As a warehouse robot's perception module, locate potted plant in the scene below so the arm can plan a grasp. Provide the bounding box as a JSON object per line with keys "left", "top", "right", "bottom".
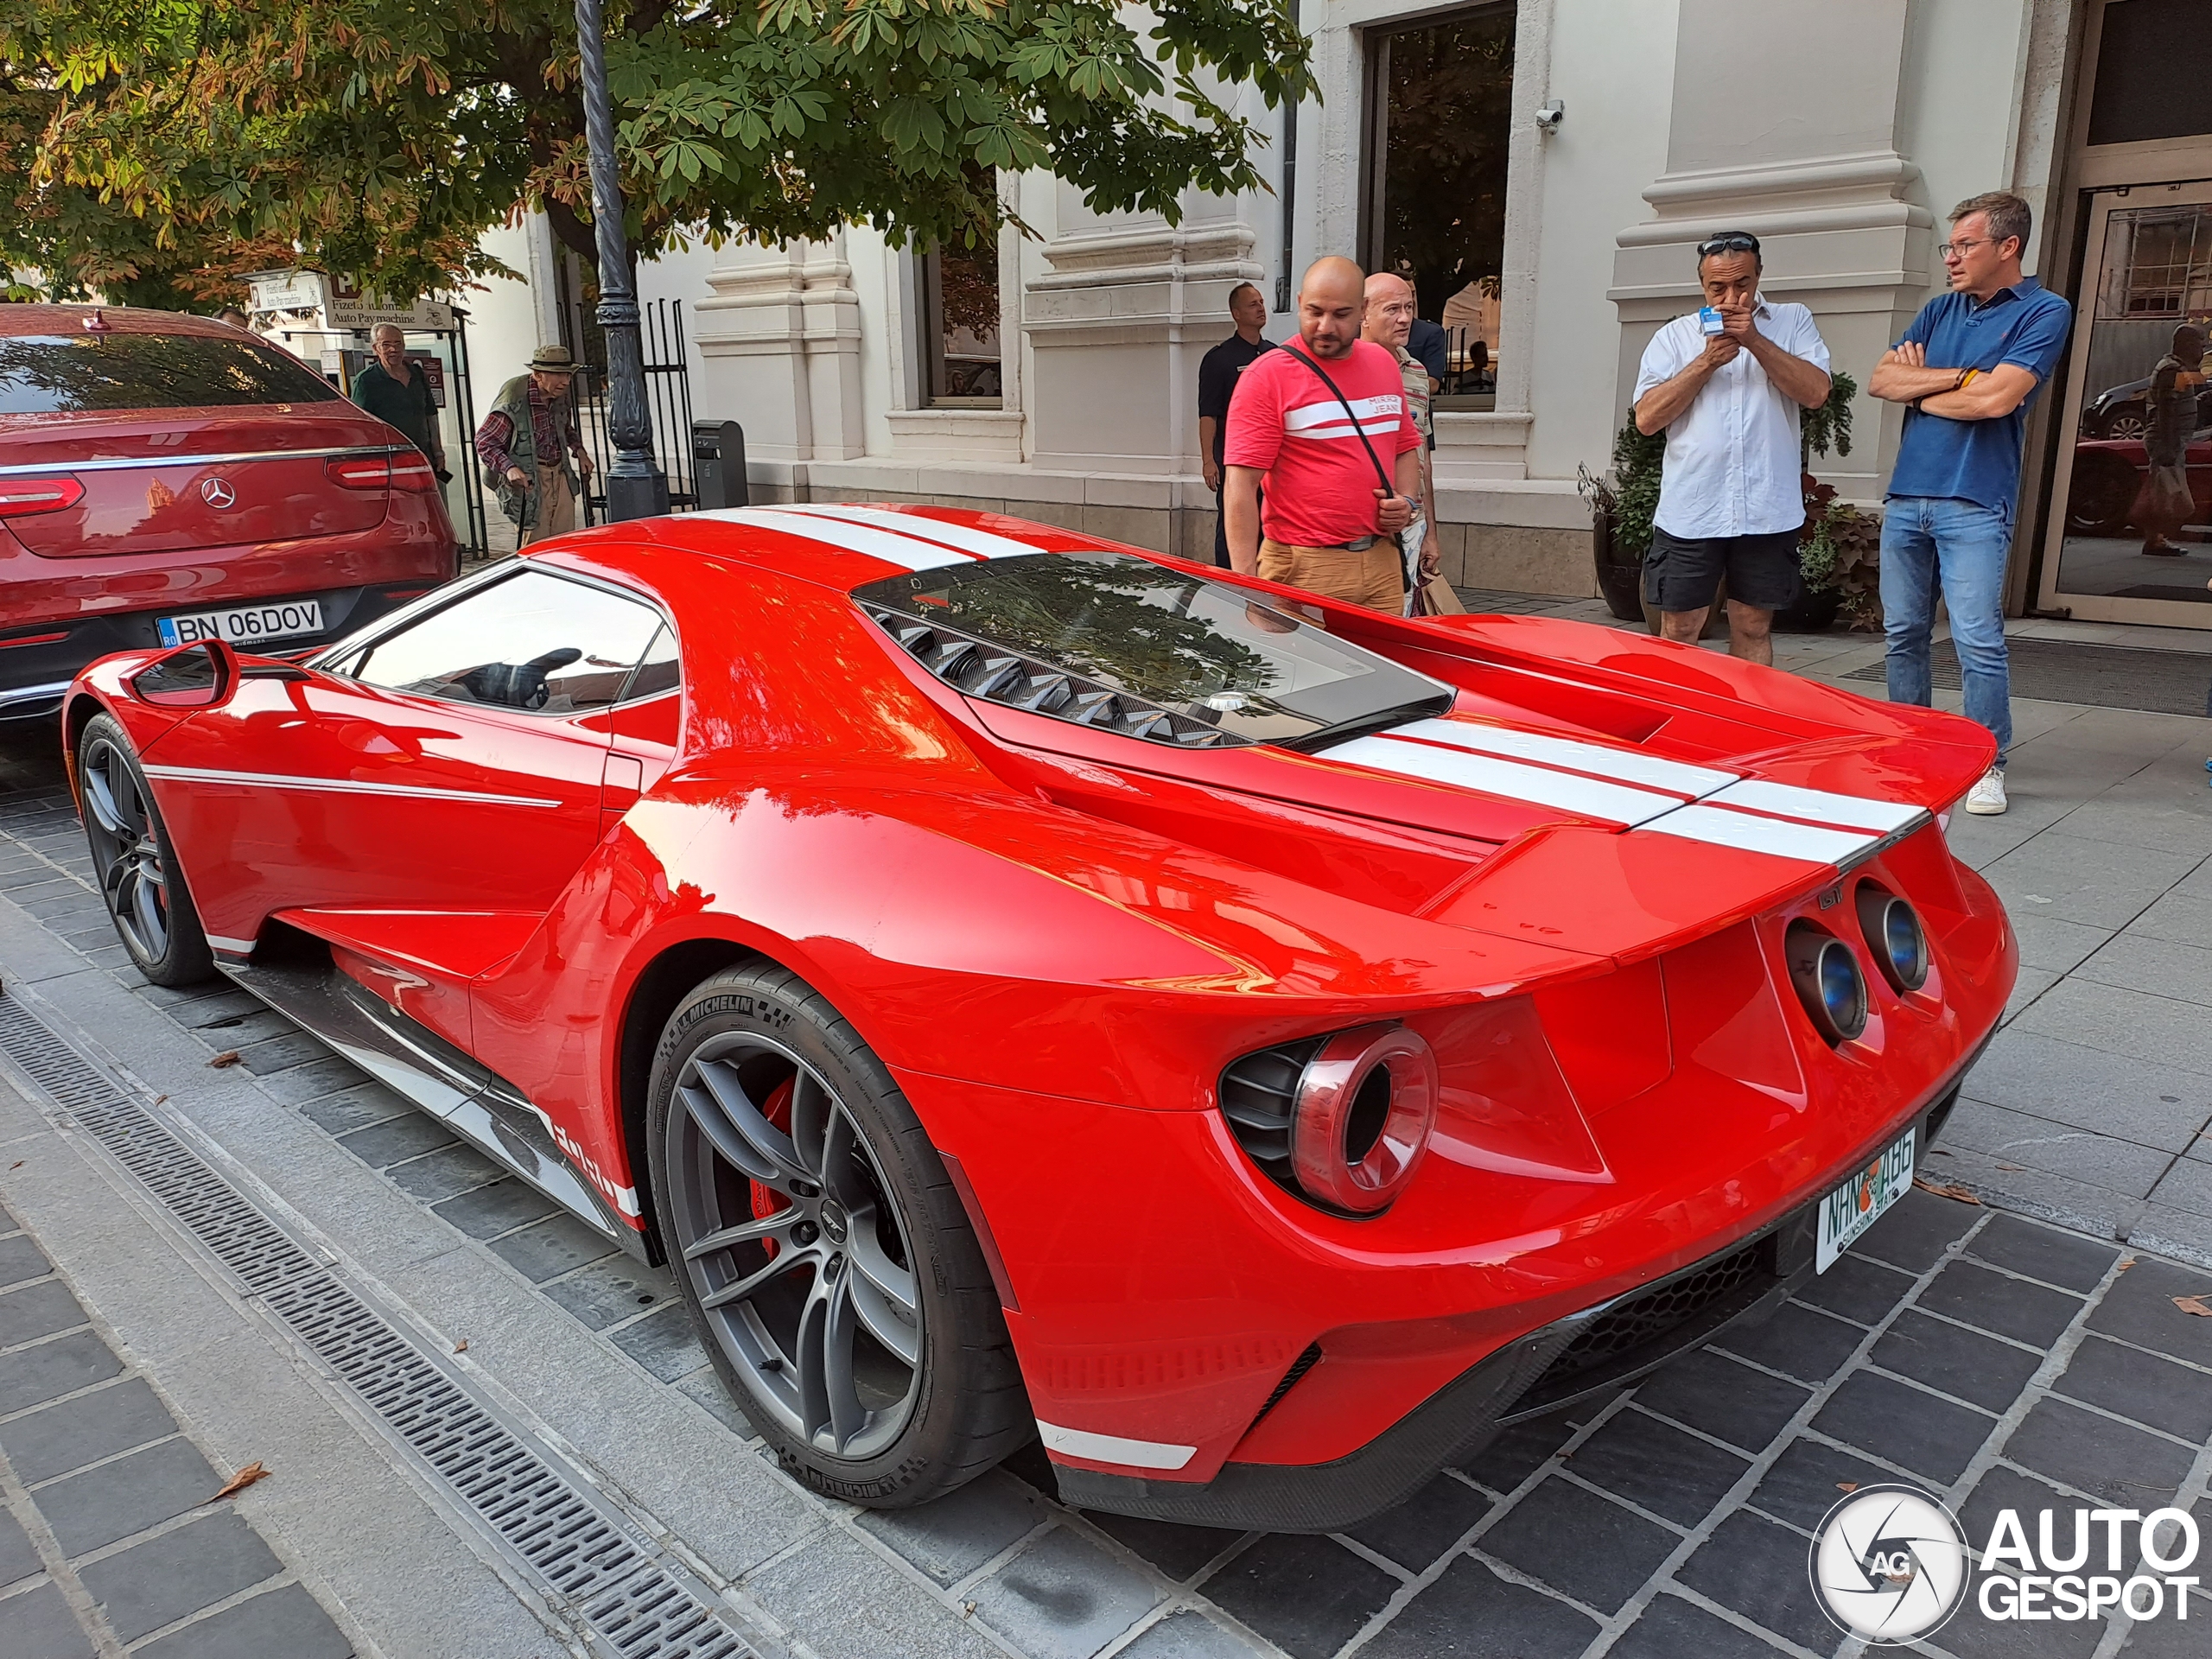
{"left": 1778, "top": 372, "right": 1881, "bottom": 632}
{"left": 1577, "top": 416, "right": 1664, "bottom": 622}
{"left": 1792, "top": 482, "right": 1885, "bottom": 630}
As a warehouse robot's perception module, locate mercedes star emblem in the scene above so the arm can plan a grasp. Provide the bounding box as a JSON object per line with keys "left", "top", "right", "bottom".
{"left": 200, "top": 477, "right": 236, "bottom": 510}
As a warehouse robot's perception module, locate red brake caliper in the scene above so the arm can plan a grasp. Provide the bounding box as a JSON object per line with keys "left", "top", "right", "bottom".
{"left": 751, "top": 1076, "right": 796, "bottom": 1257}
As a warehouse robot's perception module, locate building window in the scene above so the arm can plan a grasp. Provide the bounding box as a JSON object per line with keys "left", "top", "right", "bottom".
{"left": 921, "top": 242, "right": 1003, "bottom": 406}
{"left": 1360, "top": 3, "right": 1515, "bottom": 410}
{"left": 2101, "top": 204, "right": 2212, "bottom": 320}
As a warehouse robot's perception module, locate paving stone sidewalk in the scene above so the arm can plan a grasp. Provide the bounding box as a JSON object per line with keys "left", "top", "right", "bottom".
{"left": 1, "top": 623, "right": 2210, "bottom": 1659}
{"left": 0, "top": 1198, "right": 354, "bottom": 1658}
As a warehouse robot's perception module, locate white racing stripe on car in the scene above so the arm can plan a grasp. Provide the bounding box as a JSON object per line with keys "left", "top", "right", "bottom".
{"left": 1325, "top": 725, "right": 1921, "bottom": 868}
{"left": 1378, "top": 717, "right": 1739, "bottom": 798}
{"left": 1325, "top": 734, "right": 1687, "bottom": 825}
{"left": 141, "top": 766, "right": 561, "bottom": 810}
{"left": 1702, "top": 778, "right": 1926, "bottom": 835}
{"left": 765, "top": 503, "right": 1052, "bottom": 563}
{"left": 690, "top": 508, "right": 978, "bottom": 572}
{"left": 1638, "top": 804, "right": 1878, "bottom": 865}
{"left": 1034, "top": 1420, "right": 1198, "bottom": 1471}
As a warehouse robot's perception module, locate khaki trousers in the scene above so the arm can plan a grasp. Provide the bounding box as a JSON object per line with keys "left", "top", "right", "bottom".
{"left": 519, "top": 464, "right": 577, "bottom": 545}
{"left": 1258, "top": 537, "right": 1402, "bottom": 613}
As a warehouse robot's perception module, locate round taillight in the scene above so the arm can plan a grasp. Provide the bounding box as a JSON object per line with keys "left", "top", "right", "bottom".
{"left": 1855, "top": 886, "right": 1929, "bottom": 993}
{"left": 1785, "top": 921, "right": 1867, "bottom": 1045}
{"left": 1288, "top": 1024, "right": 1438, "bottom": 1215}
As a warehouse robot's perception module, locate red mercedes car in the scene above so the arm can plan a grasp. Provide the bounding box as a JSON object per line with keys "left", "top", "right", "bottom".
{"left": 0, "top": 304, "right": 455, "bottom": 723}
{"left": 60, "top": 506, "right": 2014, "bottom": 1530}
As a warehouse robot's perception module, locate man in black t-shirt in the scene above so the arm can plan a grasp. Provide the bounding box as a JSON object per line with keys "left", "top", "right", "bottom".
{"left": 1198, "top": 283, "right": 1270, "bottom": 567}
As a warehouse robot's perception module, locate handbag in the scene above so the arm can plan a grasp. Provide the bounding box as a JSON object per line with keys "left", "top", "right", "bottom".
{"left": 2131, "top": 461, "right": 2194, "bottom": 533}
{"left": 1417, "top": 574, "right": 1466, "bottom": 616}
{"left": 1276, "top": 345, "right": 1418, "bottom": 590}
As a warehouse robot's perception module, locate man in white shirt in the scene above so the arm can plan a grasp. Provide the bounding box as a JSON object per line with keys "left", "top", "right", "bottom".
{"left": 1631, "top": 231, "right": 1833, "bottom": 665}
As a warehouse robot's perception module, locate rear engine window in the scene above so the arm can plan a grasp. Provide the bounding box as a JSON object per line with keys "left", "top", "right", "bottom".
{"left": 0, "top": 332, "right": 342, "bottom": 415}
{"left": 855, "top": 551, "right": 1454, "bottom": 747}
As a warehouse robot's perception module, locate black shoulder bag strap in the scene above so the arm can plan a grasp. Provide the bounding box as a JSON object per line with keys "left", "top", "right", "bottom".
{"left": 1276, "top": 343, "right": 1400, "bottom": 499}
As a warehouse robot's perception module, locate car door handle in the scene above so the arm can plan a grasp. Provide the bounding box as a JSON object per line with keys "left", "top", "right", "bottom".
{"left": 603, "top": 752, "right": 645, "bottom": 810}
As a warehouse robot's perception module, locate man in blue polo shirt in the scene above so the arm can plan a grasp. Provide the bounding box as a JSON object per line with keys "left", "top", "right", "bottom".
{"left": 1871, "top": 192, "right": 2073, "bottom": 817}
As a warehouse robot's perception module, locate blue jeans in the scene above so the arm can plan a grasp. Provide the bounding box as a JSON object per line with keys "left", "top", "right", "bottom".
{"left": 1880, "top": 496, "right": 2013, "bottom": 766}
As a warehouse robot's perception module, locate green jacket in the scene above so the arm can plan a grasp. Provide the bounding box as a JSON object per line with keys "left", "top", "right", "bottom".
{"left": 351, "top": 359, "right": 442, "bottom": 465}
{"left": 480, "top": 374, "right": 582, "bottom": 530}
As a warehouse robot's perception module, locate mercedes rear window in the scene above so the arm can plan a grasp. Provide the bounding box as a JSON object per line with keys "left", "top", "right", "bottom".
{"left": 0, "top": 332, "right": 342, "bottom": 415}
{"left": 855, "top": 552, "right": 1454, "bottom": 747}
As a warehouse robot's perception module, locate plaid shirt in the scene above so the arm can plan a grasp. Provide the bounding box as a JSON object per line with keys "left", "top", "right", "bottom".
{"left": 474, "top": 381, "right": 582, "bottom": 476}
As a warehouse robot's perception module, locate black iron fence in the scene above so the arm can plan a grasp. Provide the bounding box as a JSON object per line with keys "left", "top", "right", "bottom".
{"left": 562, "top": 296, "right": 698, "bottom": 525}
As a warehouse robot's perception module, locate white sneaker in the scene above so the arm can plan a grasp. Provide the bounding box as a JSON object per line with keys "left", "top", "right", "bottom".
{"left": 1963, "top": 768, "right": 2008, "bottom": 816}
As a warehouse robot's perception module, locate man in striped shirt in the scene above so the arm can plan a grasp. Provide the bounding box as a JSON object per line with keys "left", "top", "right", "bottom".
{"left": 1223, "top": 257, "right": 1425, "bottom": 612}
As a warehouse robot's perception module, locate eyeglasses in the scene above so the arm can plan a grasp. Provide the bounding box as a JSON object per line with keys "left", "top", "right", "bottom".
{"left": 1938, "top": 237, "right": 1996, "bottom": 260}
{"left": 1696, "top": 232, "right": 1761, "bottom": 257}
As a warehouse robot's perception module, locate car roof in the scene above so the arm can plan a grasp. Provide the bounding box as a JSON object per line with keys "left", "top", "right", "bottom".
{"left": 0, "top": 303, "right": 247, "bottom": 340}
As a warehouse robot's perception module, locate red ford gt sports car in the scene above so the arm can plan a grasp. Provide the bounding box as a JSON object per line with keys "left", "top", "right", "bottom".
{"left": 0, "top": 305, "right": 456, "bottom": 723}
{"left": 61, "top": 505, "right": 2013, "bottom": 1531}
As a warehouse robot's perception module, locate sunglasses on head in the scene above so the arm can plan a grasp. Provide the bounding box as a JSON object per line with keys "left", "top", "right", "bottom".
{"left": 1697, "top": 232, "right": 1761, "bottom": 257}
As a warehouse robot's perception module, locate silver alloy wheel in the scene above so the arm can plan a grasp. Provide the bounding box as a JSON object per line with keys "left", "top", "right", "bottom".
{"left": 2105, "top": 412, "right": 2147, "bottom": 442}
{"left": 668, "top": 1033, "right": 924, "bottom": 1459}
{"left": 80, "top": 738, "right": 170, "bottom": 962}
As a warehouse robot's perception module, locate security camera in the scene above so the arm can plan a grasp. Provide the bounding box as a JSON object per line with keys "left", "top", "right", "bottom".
{"left": 1535, "top": 100, "right": 1565, "bottom": 134}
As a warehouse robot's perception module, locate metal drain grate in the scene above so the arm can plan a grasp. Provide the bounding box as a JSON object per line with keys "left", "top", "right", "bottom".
{"left": 0, "top": 992, "right": 757, "bottom": 1659}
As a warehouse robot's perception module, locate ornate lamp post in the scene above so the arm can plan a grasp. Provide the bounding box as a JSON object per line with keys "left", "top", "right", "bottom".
{"left": 574, "top": 0, "right": 669, "bottom": 520}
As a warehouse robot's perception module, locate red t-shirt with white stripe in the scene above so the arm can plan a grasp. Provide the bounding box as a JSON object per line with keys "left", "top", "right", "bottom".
{"left": 1223, "top": 340, "right": 1421, "bottom": 548}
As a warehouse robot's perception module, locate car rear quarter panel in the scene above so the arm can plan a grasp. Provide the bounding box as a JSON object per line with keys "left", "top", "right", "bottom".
{"left": 914, "top": 829, "right": 2012, "bottom": 1479}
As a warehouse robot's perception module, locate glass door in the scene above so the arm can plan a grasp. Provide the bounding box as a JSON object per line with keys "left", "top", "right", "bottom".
{"left": 2037, "top": 182, "right": 2212, "bottom": 624}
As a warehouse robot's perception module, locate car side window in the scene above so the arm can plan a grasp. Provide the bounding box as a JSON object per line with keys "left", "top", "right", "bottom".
{"left": 622, "top": 625, "right": 679, "bottom": 703}
{"left": 353, "top": 570, "right": 664, "bottom": 715}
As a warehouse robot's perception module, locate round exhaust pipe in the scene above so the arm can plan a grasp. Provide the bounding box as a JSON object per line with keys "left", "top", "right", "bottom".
{"left": 1289, "top": 1024, "right": 1439, "bottom": 1215}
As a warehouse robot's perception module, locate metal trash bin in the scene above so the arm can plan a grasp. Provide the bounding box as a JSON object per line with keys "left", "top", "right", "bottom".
{"left": 693, "top": 420, "right": 748, "bottom": 511}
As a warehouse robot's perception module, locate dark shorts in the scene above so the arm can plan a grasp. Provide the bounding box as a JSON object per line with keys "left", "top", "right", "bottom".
{"left": 1643, "top": 526, "right": 1803, "bottom": 613}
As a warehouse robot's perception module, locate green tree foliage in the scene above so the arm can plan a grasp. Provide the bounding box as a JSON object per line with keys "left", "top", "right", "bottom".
{"left": 1, "top": 0, "right": 1313, "bottom": 304}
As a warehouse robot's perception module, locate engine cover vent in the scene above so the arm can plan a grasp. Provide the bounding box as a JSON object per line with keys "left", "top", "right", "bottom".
{"left": 863, "top": 604, "right": 1238, "bottom": 749}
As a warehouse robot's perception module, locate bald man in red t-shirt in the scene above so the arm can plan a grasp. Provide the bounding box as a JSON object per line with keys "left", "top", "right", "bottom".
{"left": 1222, "top": 257, "right": 1425, "bottom": 612}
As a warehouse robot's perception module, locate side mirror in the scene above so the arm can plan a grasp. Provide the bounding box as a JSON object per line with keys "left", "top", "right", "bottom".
{"left": 127, "top": 639, "right": 240, "bottom": 709}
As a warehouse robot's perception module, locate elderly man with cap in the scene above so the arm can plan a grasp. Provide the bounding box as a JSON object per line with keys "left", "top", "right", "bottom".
{"left": 474, "top": 345, "right": 595, "bottom": 543}
{"left": 1221, "top": 257, "right": 1423, "bottom": 613}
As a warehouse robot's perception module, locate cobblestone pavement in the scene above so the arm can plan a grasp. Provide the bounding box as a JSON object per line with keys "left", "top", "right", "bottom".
{"left": 3, "top": 644, "right": 2211, "bottom": 1658}
{"left": 1, "top": 1198, "right": 354, "bottom": 1658}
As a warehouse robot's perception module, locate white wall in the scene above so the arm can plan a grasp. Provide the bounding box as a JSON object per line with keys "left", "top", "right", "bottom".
{"left": 1527, "top": 0, "right": 1681, "bottom": 482}
{"left": 1897, "top": 0, "right": 2043, "bottom": 297}
{"left": 466, "top": 220, "right": 547, "bottom": 402}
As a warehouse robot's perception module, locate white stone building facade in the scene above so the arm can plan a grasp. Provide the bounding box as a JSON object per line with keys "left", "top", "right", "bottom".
{"left": 465, "top": 0, "right": 2212, "bottom": 626}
